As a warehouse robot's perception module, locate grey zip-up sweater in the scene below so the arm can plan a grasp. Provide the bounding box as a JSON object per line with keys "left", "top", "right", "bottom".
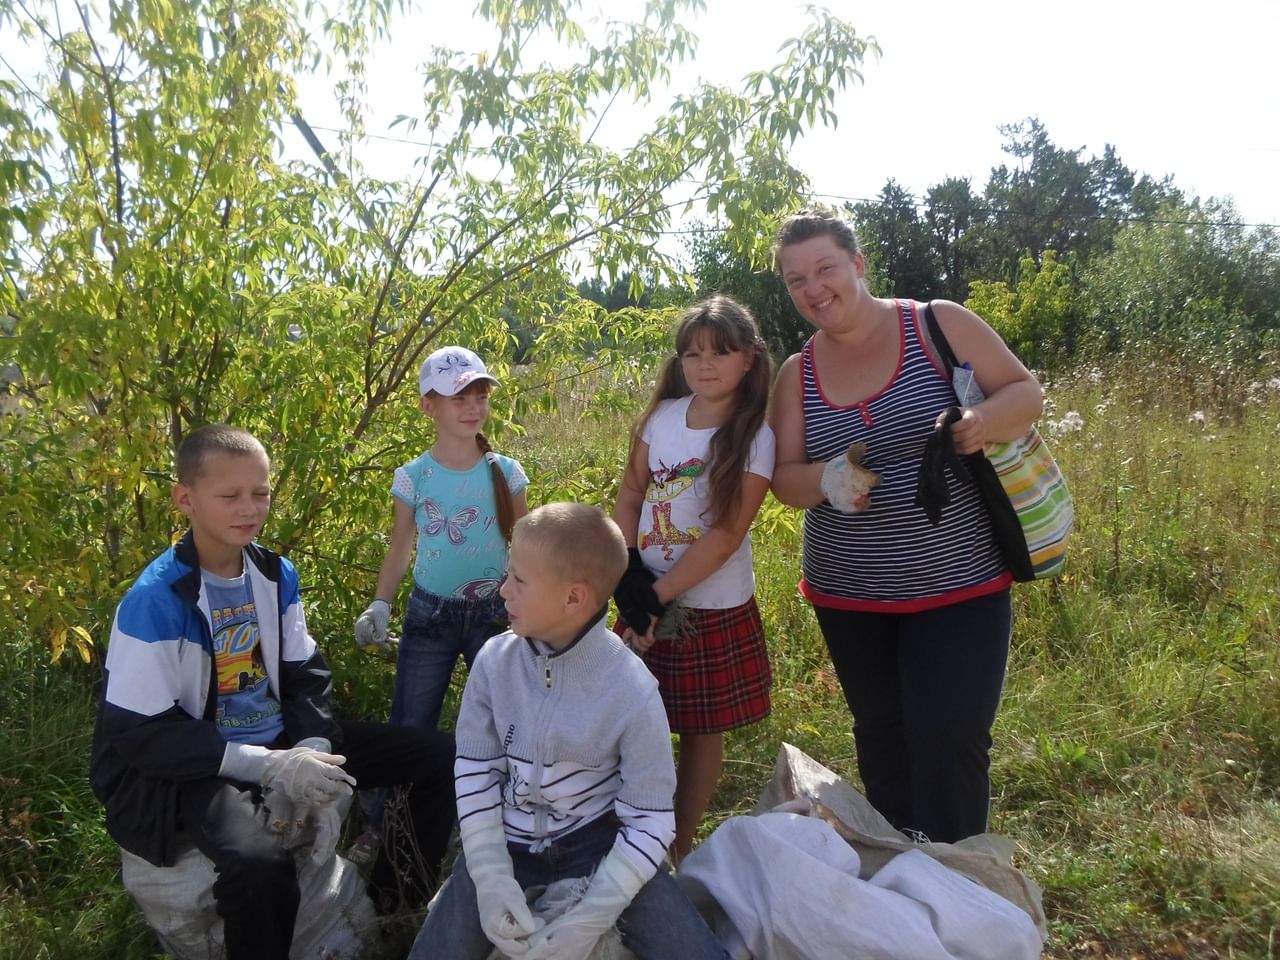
{"left": 454, "top": 613, "right": 675, "bottom": 878}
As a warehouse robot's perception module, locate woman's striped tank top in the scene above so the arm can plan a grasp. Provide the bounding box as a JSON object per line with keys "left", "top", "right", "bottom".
{"left": 800, "top": 299, "right": 1010, "bottom": 611}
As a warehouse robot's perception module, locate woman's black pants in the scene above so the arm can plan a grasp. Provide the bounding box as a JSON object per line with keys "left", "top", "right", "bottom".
{"left": 814, "top": 588, "right": 1012, "bottom": 844}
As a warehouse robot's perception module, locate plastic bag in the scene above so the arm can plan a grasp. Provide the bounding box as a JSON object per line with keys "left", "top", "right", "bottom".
{"left": 675, "top": 743, "right": 1046, "bottom": 960}
{"left": 482, "top": 875, "right": 634, "bottom": 960}
{"left": 120, "top": 809, "right": 376, "bottom": 960}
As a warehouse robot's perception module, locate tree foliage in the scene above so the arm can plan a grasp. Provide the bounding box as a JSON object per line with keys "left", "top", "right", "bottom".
{"left": 924, "top": 176, "right": 988, "bottom": 303}
{"left": 852, "top": 179, "right": 940, "bottom": 300}
{"left": 983, "top": 118, "right": 1131, "bottom": 277}
{"left": 811, "top": 120, "right": 1274, "bottom": 371}
{"left": 0, "top": 0, "right": 875, "bottom": 663}
{"left": 965, "top": 249, "right": 1075, "bottom": 370}
{"left": 680, "top": 222, "right": 803, "bottom": 355}
{"left": 1079, "top": 199, "right": 1280, "bottom": 358}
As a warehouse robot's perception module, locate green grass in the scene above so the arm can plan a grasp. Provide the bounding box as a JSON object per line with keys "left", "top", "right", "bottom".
{"left": 3, "top": 353, "right": 1279, "bottom": 958}
{"left": 0, "top": 645, "right": 162, "bottom": 960}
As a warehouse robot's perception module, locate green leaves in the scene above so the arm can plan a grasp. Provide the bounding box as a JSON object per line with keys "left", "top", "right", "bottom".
{"left": 1080, "top": 199, "right": 1280, "bottom": 358}
{"left": 966, "top": 249, "right": 1075, "bottom": 369}
{"left": 1, "top": 0, "right": 873, "bottom": 664}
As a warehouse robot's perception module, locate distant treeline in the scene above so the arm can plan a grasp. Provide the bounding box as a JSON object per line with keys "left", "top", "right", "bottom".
{"left": 580, "top": 118, "right": 1280, "bottom": 369}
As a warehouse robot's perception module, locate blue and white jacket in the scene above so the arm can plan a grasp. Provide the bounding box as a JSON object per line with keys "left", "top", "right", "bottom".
{"left": 89, "top": 530, "right": 340, "bottom": 866}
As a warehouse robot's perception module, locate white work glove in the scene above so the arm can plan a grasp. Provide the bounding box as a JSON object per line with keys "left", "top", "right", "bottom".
{"left": 820, "top": 441, "right": 882, "bottom": 513}
{"left": 521, "top": 845, "right": 648, "bottom": 960}
{"left": 261, "top": 746, "right": 356, "bottom": 806}
{"left": 354, "top": 598, "right": 393, "bottom": 653}
{"left": 219, "top": 742, "right": 355, "bottom": 804}
{"left": 460, "top": 818, "right": 544, "bottom": 956}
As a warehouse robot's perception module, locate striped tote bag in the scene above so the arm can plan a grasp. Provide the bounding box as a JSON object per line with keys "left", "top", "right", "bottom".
{"left": 923, "top": 304, "right": 1074, "bottom": 581}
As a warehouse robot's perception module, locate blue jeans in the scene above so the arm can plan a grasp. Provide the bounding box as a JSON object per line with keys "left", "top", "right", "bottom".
{"left": 408, "top": 815, "right": 729, "bottom": 960}
{"left": 390, "top": 586, "right": 508, "bottom": 731}
{"left": 363, "top": 587, "right": 506, "bottom": 834}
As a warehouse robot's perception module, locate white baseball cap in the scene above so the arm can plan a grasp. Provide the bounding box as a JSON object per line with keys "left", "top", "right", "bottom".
{"left": 418, "top": 346, "right": 501, "bottom": 396}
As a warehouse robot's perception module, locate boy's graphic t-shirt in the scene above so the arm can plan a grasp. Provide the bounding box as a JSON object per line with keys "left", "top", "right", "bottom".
{"left": 393, "top": 450, "right": 528, "bottom": 598}
{"left": 638, "top": 396, "right": 776, "bottom": 610}
{"left": 204, "top": 570, "right": 284, "bottom": 745}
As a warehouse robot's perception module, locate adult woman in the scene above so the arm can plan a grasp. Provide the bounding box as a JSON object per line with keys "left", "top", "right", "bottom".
{"left": 769, "top": 207, "right": 1044, "bottom": 843}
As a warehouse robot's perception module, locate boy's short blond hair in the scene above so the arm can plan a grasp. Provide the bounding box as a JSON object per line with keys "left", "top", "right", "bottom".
{"left": 513, "top": 502, "right": 627, "bottom": 602}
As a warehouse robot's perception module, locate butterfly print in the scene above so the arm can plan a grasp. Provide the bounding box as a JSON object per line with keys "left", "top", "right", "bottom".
{"left": 422, "top": 498, "right": 481, "bottom": 544}
{"left": 456, "top": 577, "right": 503, "bottom": 600}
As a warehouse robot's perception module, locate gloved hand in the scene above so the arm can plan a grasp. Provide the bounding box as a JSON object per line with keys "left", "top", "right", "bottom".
{"left": 354, "top": 598, "right": 393, "bottom": 653}
{"left": 522, "top": 846, "right": 648, "bottom": 960}
{"left": 261, "top": 746, "right": 356, "bottom": 806}
{"left": 820, "top": 441, "right": 882, "bottom": 513}
{"left": 612, "top": 548, "right": 665, "bottom": 636}
{"left": 461, "top": 817, "right": 544, "bottom": 956}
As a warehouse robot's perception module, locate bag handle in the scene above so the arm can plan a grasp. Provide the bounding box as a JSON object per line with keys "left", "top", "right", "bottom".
{"left": 923, "top": 301, "right": 962, "bottom": 376}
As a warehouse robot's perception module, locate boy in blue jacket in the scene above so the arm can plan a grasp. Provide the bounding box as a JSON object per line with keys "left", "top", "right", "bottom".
{"left": 90, "top": 424, "right": 455, "bottom": 959}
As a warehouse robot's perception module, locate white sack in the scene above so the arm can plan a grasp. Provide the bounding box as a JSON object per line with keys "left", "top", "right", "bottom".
{"left": 675, "top": 743, "right": 1047, "bottom": 960}
{"left": 754, "top": 742, "right": 1047, "bottom": 936}
{"left": 120, "top": 827, "right": 376, "bottom": 960}
{"left": 678, "top": 812, "right": 1040, "bottom": 960}
{"left": 869, "top": 849, "right": 1044, "bottom": 960}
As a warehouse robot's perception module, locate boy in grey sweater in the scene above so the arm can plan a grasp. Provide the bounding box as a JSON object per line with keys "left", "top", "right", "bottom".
{"left": 408, "top": 502, "right": 728, "bottom": 960}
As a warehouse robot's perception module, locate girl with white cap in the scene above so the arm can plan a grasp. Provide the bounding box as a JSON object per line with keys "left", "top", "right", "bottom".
{"left": 355, "top": 345, "right": 529, "bottom": 732}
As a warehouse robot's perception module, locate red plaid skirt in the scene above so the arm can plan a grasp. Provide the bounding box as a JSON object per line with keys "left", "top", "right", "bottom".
{"left": 618, "top": 596, "right": 772, "bottom": 735}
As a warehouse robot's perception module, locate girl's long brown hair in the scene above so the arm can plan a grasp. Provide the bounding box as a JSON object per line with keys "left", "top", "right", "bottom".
{"left": 632, "top": 295, "right": 774, "bottom": 524}
{"left": 476, "top": 432, "right": 515, "bottom": 542}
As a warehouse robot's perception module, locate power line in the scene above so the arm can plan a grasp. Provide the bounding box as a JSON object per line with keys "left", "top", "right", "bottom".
{"left": 817, "top": 192, "right": 1280, "bottom": 231}
{"left": 290, "top": 128, "right": 1280, "bottom": 232}
{"left": 302, "top": 124, "right": 437, "bottom": 149}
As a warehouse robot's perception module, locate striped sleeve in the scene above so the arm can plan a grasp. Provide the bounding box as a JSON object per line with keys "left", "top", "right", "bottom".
{"left": 276, "top": 559, "right": 319, "bottom": 663}
{"left": 611, "top": 683, "right": 677, "bottom": 876}
{"left": 271, "top": 558, "right": 339, "bottom": 745}
{"left": 105, "top": 595, "right": 190, "bottom": 717}
{"left": 100, "top": 595, "right": 228, "bottom": 780}
{"left": 453, "top": 648, "right": 506, "bottom": 829}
